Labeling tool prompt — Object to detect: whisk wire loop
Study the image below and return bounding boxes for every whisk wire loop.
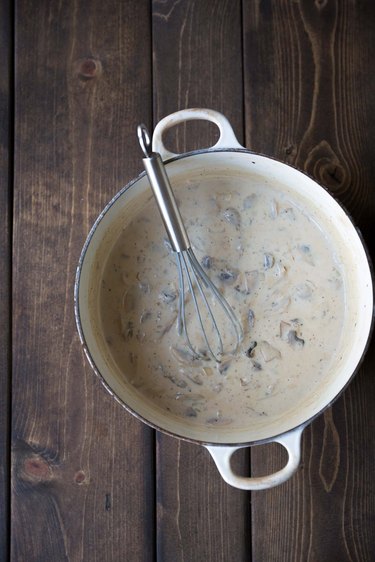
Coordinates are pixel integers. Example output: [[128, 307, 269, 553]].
[[178, 250, 224, 362], [176, 253, 197, 356], [188, 250, 243, 343]]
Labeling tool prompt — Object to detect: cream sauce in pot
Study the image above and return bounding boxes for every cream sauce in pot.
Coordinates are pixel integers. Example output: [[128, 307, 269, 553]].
[[100, 174, 346, 431]]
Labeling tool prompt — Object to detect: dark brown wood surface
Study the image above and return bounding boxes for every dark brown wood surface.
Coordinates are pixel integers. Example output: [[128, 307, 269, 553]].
[[12, 1, 154, 561], [5, 1, 375, 561], [1, 1, 11, 560]]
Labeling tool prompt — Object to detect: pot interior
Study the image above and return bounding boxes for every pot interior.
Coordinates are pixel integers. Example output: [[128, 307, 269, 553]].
[[76, 151, 373, 445]]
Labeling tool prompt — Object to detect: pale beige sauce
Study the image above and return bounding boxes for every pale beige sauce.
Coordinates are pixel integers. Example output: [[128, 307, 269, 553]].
[[100, 176, 345, 429]]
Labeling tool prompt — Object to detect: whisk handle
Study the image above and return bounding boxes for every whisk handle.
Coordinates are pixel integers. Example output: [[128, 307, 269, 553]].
[[138, 124, 190, 253]]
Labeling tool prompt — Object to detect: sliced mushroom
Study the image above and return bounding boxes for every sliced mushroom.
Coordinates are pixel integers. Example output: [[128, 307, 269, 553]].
[[245, 341, 257, 358], [218, 268, 239, 284], [259, 340, 281, 362], [244, 270, 264, 294], [222, 207, 241, 229], [297, 244, 315, 265], [247, 309, 255, 329], [163, 373, 188, 389], [201, 255, 213, 269], [280, 320, 292, 341], [269, 199, 279, 219], [287, 330, 305, 348], [251, 360, 262, 371], [185, 407, 198, 417], [170, 346, 199, 366], [294, 281, 315, 300], [159, 288, 178, 303], [201, 366, 214, 377], [279, 321, 305, 348], [181, 369, 204, 386], [263, 253, 275, 270], [217, 359, 232, 375], [156, 310, 178, 339], [274, 262, 287, 279], [269, 294, 291, 314]]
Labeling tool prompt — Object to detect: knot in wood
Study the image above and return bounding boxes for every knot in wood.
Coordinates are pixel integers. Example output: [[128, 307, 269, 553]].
[[74, 470, 87, 484], [77, 57, 101, 80], [23, 454, 52, 482], [284, 144, 297, 163], [315, 0, 328, 10], [321, 162, 346, 190], [304, 140, 349, 194]]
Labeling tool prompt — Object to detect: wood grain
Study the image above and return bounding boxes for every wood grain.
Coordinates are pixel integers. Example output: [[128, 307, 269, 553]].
[[152, 1, 251, 561], [12, 1, 154, 561], [152, 0, 244, 148], [244, 1, 375, 560], [0, 1, 11, 560], [244, 0, 375, 237], [8, 0, 375, 560]]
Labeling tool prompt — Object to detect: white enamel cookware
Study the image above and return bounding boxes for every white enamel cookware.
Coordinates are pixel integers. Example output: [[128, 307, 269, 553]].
[[75, 109, 373, 490]]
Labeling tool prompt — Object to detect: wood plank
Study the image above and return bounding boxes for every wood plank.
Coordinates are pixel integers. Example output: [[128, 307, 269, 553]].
[[0, 0, 11, 559], [12, 1, 155, 561], [243, 1, 375, 560], [152, 1, 251, 560]]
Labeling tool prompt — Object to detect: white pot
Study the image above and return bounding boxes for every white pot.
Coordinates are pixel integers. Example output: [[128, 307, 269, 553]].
[[75, 109, 373, 490]]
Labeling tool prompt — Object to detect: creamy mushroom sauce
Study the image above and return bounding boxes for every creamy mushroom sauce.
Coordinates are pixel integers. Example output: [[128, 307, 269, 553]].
[[100, 176, 346, 429]]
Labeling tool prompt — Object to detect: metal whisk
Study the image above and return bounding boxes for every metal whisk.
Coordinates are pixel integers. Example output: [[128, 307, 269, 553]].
[[137, 124, 243, 362]]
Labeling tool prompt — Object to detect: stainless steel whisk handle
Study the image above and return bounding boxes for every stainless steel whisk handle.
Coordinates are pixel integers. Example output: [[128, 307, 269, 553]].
[[137, 124, 191, 253]]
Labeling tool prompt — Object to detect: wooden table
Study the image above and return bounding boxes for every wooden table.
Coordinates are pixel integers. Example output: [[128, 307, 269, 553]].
[[2, 1, 375, 560]]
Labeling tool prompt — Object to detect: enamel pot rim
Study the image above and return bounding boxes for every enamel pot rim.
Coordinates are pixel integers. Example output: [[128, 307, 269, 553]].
[[74, 145, 374, 448]]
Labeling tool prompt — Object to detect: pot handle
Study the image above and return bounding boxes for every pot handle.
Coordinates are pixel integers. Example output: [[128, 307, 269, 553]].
[[152, 108, 244, 160], [205, 425, 305, 491]]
